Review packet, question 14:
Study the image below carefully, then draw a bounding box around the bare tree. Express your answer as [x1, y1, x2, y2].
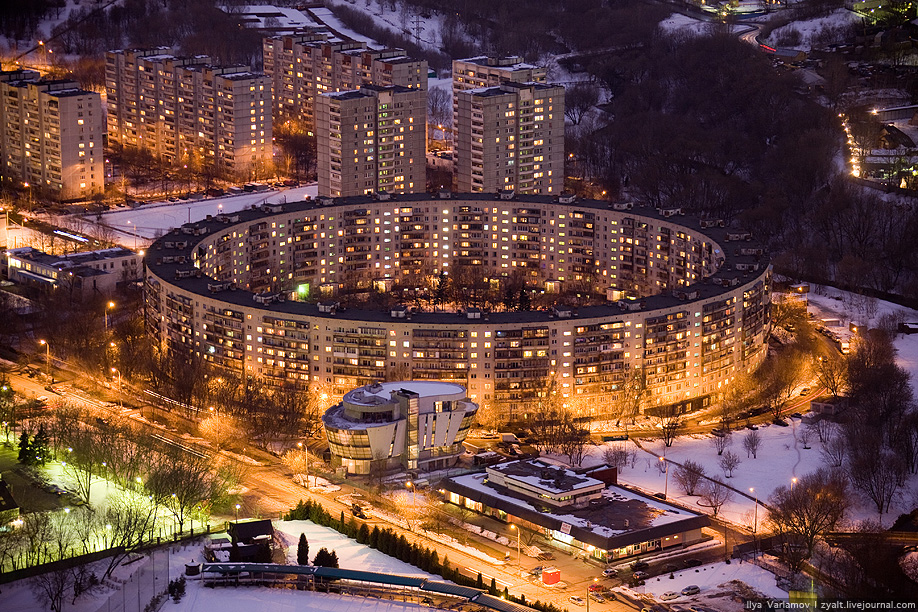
[558, 419, 591, 467]
[673, 460, 706, 496]
[653, 403, 684, 448]
[742, 429, 762, 458]
[811, 418, 836, 445]
[848, 444, 903, 514]
[757, 349, 808, 421]
[798, 425, 813, 449]
[564, 81, 600, 125]
[719, 450, 741, 478]
[602, 444, 630, 470]
[821, 435, 847, 468]
[701, 479, 733, 518]
[427, 86, 452, 142]
[145, 446, 230, 535]
[767, 468, 849, 563]
[711, 432, 732, 456]
[99, 495, 158, 578]
[29, 567, 74, 612]
[814, 352, 847, 400]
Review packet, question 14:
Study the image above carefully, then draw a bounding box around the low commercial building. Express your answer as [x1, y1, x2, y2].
[323, 381, 478, 474]
[6, 246, 142, 298]
[442, 459, 710, 562]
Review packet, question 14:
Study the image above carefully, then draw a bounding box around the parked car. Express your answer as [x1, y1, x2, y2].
[661, 591, 680, 601]
[589, 593, 605, 603]
[683, 558, 702, 568]
[602, 567, 618, 578]
[681, 585, 701, 596]
[663, 563, 679, 574]
[791, 412, 803, 419]
[589, 583, 604, 592]
[711, 428, 727, 437]
[601, 589, 616, 600]
[631, 560, 649, 571]
[568, 596, 586, 606]
[529, 566, 543, 576]
[633, 570, 649, 580]
[799, 388, 810, 396]
[537, 552, 555, 561]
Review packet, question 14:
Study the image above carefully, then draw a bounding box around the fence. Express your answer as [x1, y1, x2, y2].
[88, 547, 170, 612]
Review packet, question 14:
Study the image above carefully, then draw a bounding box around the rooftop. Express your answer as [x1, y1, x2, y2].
[8, 246, 138, 270]
[444, 470, 709, 550]
[145, 192, 768, 326]
[489, 459, 603, 494]
[344, 381, 467, 406]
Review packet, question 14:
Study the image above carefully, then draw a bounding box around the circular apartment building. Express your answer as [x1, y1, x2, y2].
[144, 192, 771, 423]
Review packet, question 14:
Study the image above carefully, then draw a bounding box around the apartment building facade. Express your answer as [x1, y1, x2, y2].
[144, 193, 771, 418]
[455, 82, 564, 194]
[105, 49, 272, 179]
[316, 85, 426, 197]
[263, 32, 427, 127]
[0, 70, 104, 201]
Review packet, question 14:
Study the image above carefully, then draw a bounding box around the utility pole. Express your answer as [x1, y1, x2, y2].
[412, 15, 423, 46]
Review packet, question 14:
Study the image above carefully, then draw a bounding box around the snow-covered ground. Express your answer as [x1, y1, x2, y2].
[630, 559, 787, 609]
[765, 8, 860, 51]
[3, 521, 435, 612]
[175, 588, 428, 612]
[73, 184, 317, 247]
[324, 0, 450, 52]
[273, 519, 437, 577]
[564, 286, 918, 531]
[658, 14, 712, 38]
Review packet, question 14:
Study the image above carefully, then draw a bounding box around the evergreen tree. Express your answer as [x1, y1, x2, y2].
[519, 288, 531, 311]
[31, 424, 50, 466]
[368, 525, 380, 549]
[357, 523, 370, 544]
[297, 533, 309, 565]
[476, 572, 483, 589]
[409, 543, 419, 566]
[339, 510, 345, 530]
[429, 550, 439, 573]
[17, 431, 31, 465]
[490, 577, 497, 595]
[397, 535, 410, 561]
[313, 547, 338, 567]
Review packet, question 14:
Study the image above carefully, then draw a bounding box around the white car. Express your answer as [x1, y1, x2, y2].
[661, 591, 680, 601]
[602, 568, 618, 578]
[681, 585, 701, 596]
[569, 596, 586, 606]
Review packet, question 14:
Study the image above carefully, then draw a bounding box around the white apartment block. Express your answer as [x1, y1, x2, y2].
[316, 85, 426, 198]
[455, 82, 564, 195]
[105, 49, 272, 179]
[0, 70, 104, 201]
[451, 56, 546, 138]
[263, 32, 427, 128]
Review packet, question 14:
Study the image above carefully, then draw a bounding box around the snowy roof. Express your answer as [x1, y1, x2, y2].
[343, 381, 466, 406]
[444, 472, 709, 550]
[489, 459, 603, 494]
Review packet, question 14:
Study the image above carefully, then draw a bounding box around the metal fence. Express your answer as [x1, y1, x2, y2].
[87, 547, 169, 612]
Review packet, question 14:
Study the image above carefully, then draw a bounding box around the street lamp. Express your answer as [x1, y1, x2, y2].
[659, 456, 669, 499]
[111, 367, 122, 409]
[749, 487, 757, 533]
[39, 339, 51, 382]
[105, 301, 115, 330]
[234, 503, 241, 522]
[510, 523, 521, 569]
[586, 577, 599, 612]
[791, 477, 797, 491]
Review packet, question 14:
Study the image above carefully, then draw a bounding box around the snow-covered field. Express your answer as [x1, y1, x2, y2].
[633, 559, 786, 605]
[658, 14, 712, 38]
[5, 518, 438, 612]
[564, 285, 918, 531]
[175, 588, 428, 612]
[79, 184, 317, 247]
[273, 519, 437, 577]
[765, 8, 860, 51]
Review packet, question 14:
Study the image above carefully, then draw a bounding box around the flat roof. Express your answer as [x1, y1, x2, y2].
[444, 471, 709, 550]
[344, 381, 466, 406]
[489, 459, 604, 494]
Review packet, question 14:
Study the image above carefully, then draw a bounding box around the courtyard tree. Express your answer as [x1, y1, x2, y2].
[711, 432, 732, 456]
[673, 460, 706, 496]
[814, 352, 847, 400]
[700, 479, 732, 518]
[652, 402, 684, 448]
[767, 468, 849, 563]
[719, 450, 741, 478]
[742, 429, 762, 458]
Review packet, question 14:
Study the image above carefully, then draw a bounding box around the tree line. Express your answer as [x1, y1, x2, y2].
[284, 498, 565, 612]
